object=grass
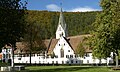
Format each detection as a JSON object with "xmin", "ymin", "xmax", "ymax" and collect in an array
[{"xmin": 20, "ymin": 66, "xmax": 120, "ymax": 72}]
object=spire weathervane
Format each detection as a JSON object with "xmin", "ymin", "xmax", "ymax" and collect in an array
[{"xmin": 60, "ymin": 2, "xmax": 62, "ymax": 12}]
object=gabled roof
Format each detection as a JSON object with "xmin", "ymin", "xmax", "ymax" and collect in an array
[
  {"xmin": 44, "ymin": 38, "xmax": 58, "ymax": 54},
  {"xmin": 2, "ymin": 43, "xmax": 12, "ymax": 49},
  {"xmin": 46, "ymin": 34, "xmax": 92, "ymax": 54},
  {"xmin": 67, "ymin": 34, "xmax": 92, "ymax": 53}
]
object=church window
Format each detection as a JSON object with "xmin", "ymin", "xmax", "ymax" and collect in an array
[
  {"xmin": 68, "ymin": 50, "xmax": 70, "ymax": 52},
  {"xmin": 8, "ymin": 49, "xmax": 10, "ymax": 52},
  {"xmin": 62, "ymin": 32, "xmax": 63, "ymax": 36},
  {"xmin": 70, "ymin": 55, "xmax": 73, "ymax": 58},
  {"xmin": 75, "ymin": 55, "xmax": 78, "ymax": 58},
  {"xmin": 87, "ymin": 60, "xmax": 89, "ymax": 63},
  {"xmin": 52, "ymin": 61, "xmax": 54, "ymax": 64},
  {"xmin": 80, "ymin": 60, "xmax": 83, "ymax": 63},
  {"xmin": 62, "ymin": 61, "xmax": 64, "ymax": 64},
  {"xmin": 66, "ymin": 61, "xmax": 69, "ymax": 64},
  {"xmin": 60, "ymin": 48, "xmax": 64, "ymax": 58},
  {"xmin": 55, "ymin": 55, "xmax": 58, "ymax": 58},
  {"xmin": 3, "ymin": 54, "xmax": 5, "ymax": 59},
  {"xmin": 85, "ymin": 53, "xmax": 90, "ymax": 57},
  {"xmin": 66, "ymin": 55, "xmax": 69, "ymax": 58},
  {"xmin": 71, "ymin": 60, "xmax": 73, "ymax": 63},
  {"xmin": 56, "ymin": 61, "xmax": 58, "ymax": 64},
  {"xmin": 76, "ymin": 61, "xmax": 78, "ymax": 63}
]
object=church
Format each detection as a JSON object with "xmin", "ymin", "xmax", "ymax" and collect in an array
[{"xmin": 0, "ymin": 8, "xmax": 113, "ymax": 65}]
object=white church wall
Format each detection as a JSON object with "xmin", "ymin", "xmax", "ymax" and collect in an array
[
  {"xmin": 54, "ymin": 36, "xmax": 74, "ymax": 59},
  {"xmin": 56, "ymin": 24, "xmax": 66, "ymax": 39}
]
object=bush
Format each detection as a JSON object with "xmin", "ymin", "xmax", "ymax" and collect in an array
[{"xmin": 0, "ymin": 62, "xmax": 10, "ymax": 67}]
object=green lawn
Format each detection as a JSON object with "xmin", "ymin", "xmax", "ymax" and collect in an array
[{"xmin": 21, "ymin": 66, "xmax": 120, "ymax": 72}]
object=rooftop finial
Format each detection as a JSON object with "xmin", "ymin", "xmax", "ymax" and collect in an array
[{"xmin": 60, "ymin": 2, "xmax": 62, "ymax": 12}]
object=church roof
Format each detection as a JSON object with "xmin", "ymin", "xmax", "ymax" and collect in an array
[
  {"xmin": 47, "ymin": 34, "xmax": 92, "ymax": 54},
  {"xmin": 67, "ymin": 34, "xmax": 92, "ymax": 53},
  {"xmin": 44, "ymin": 38, "xmax": 59, "ymax": 54},
  {"xmin": 14, "ymin": 34, "xmax": 92, "ymax": 54}
]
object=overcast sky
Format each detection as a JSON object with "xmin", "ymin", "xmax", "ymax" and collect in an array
[{"xmin": 25, "ymin": 0, "xmax": 101, "ymax": 12}]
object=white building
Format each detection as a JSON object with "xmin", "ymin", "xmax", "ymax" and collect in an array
[
  {"xmin": 1, "ymin": 8, "xmax": 113, "ymax": 65},
  {"xmin": 1, "ymin": 44, "xmax": 12, "ymax": 63}
]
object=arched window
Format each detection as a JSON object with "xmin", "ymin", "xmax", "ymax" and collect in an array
[{"xmin": 60, "ymin": 48, "xmax": 64, "ymax": 58}]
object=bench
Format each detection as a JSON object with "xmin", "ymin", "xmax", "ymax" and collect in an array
[
  {"xmin": 14, "ymin": 66, "xmax": 25, "ymax": 71},
  {"xmin": 112, "ymin": 67, "xmax": 120, "ymax": 70}
]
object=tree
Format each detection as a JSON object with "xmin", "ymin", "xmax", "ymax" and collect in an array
[
  {"xmin": 89, "ymin": 0, "xmax": 120, "ymax": 66},
  {"xmin": 76, "ymin": 42, "xmax": 85, "ymax": 57},
  {"xmin": 76, "ymin": 37, "xmax": 89, "ymax": 57},
  {"xmin": 0, "ymin": 0, "xmax": 27, "ymax": 50},
  {"xmin": 23, "ymin": 21, "xmax": 46, "ymax": 65},
  {"xmin": 0, "ymin": 0, "xmax": 27, "ymax": 71}
]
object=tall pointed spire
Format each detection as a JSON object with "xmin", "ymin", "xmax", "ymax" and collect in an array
[
  {"xmin": 56, "ymin": 6, "xmax": 67, "ymax": 39},
  {"xmin": 58, "ymin": 7, "xmax": 66, "ymax": 31}
]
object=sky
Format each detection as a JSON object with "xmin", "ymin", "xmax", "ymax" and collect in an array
[{"xmin": 25, "ymin": 0, "xmax": 101, "ymax": 12}]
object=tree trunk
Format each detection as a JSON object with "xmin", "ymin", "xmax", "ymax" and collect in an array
[
  {"xmin": 116, "ymin": 55, "xmax": 119, "ymax": 67},
  {"xmin": 30, "ymin": 51, "xmax": 31, "ymax": 65},
  {"xmin": 12, "ymin": 44, "xmax": 15, "ymax": 72},
  {"xmin": 99, "ymin": 58, "xmax": 101, "ymax": 66}
]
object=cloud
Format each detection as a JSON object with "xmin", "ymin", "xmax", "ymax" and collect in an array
[
  {"xmin": 46, "ymin": 4, "xmax": 60, "ymax": 11},
  {"xmin": 68, "ymin": 6, "xmax": 100, "ymax": 12},
  {"xmin": 46, "ymin": 4, "xmax": 100, "ymax": 12}
]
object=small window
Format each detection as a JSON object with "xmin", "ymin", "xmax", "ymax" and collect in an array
[
  {"xmin": 70, "ymin": 55, "xmax": 73, "ymax": 58},
  {"xmin": 80, "ymin": 60, "xmax": 83, "ymax": 63},
  {"xmin": 75, "ymin": 55, "xmax": 78, "ymax": 58},
  {"xmin": 18, "ymin": 58, "xmax": 21, "ymax": 60},
  {"xmin": 68, "ymin": 50, "xmax": 70, "ymax": 52},
  {"xmin": 62, "ymin": 61, "xmax": 64, "ymax": 64},
  {"xmin": 55, "ymin": 55, "xmax": 58, "ymax": 58},
  {"xmin": 52, "ymin": 61, "xmax": 54, "ymax": 64},
  {"xmin": 56, "ymin": 61, "xmax": 58, "ymax": 64},
  {"xmin": 85, "ymin": 53, "xmax": 90, "ymax": 57},
  {"xmin": 64, "ymin": 43, "xmax": 65, "ymax": 46},
  {"xmin": 71, "ymin": 60, "xmax": 73, "ymax": 63},
  {"xmin": 66, "ymin": 61, "xmax": 69, "ymax": 64},
  {"xmin": 59, "ymin": 44, "xmax": 60, "ymax": 46},
  {"xmin": 76, "ymin": 61, "xmax": 78, "ymax": 63},
  {"xmin": 87, "ymin": 60, "xmax": 89, "ymax": 63},
  {"xmin": 66, "ymin": 55, "xmax": 69, "ymax": 58}
]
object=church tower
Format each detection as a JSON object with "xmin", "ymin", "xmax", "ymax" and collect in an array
[{"xmin": 56, "ymin": 8, "xmax": 67, "ymax": 39}]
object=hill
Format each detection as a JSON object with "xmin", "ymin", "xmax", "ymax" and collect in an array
[{"xmin": 25, "ymin": 10, "xmax": 100, "ymax": 39}]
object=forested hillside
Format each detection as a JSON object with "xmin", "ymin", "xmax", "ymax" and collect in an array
[{"xmin": 25, "ymin": 10, "xmax": 100, "ymax": 39}]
